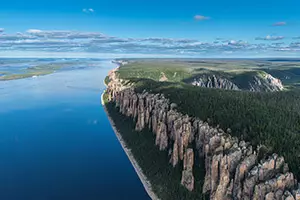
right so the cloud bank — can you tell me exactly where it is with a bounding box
[255,35,284,41]
[0,29,299,57]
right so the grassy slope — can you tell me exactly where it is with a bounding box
[117,61,192,82]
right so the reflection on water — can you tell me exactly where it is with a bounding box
[0,59,149,200]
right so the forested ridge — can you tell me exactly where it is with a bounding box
[105,101,208,200]
[105,60,300,199]
[126,78,300,179]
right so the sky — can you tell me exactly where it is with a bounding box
[0,0,300,58]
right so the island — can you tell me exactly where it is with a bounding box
[0,59,96,81]
[102,59,300,200]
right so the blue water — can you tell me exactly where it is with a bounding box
[0,60,150,200]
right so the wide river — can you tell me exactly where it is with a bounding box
[0,60,150,200]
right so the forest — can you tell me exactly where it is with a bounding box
[105,101,208,200]
[129,77,300,179]
[105,59,300,199]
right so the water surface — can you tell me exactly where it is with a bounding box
[0,59,150,200]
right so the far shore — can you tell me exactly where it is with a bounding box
[102,91,159,200]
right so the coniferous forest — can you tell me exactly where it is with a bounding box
[113,59,300,180]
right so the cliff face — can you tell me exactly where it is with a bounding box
[106,70,299,200]
[185,73,284,92]
[247,74,284,92]
[188,74,240,90]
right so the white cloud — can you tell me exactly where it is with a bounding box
[0,33,35,41]
[255,35,284,41]
[273,22,287,26]
[194,15,210,21]
[83,8,94,13]
[27,29,42,34]
[0,29,299,56]
[0,51,187,58]
[26,29,105,39]
[0,28,4,33]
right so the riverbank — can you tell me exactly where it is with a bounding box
[102,92,159,200]
[101,90,106,105]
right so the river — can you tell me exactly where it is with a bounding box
[0,59,150,200]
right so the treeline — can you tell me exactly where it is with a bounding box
[130,78,300,179]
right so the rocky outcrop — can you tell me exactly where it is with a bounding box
[187,74,240,90]
[106,69,298,200]
[185,73,284,92]
[181,148,195,191]
[247,73,284,92]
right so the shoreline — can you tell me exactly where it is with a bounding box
[101,90,106,105]
[102,93,160,200]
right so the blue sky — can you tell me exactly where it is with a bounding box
[0,0,300,57]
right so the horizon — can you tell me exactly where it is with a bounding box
[1,55,300,59]
[1,0,300,57]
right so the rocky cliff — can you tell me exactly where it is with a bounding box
[185,73,284,92]
[247,73,284,92]
[187,74,240,90]
[106,69,299,200]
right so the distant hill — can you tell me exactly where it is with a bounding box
[115,59,289,92]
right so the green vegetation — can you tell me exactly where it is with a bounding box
[128,78,300,180]
[230,71,262,89]
[105,101,208,200]
[102,91,110,104]
[0,61,85,81]
[117,61,192,82]
[0,70,53,81]
[27,65,61,71]
[119,60,300,89]
[264,67,300,88]
[0,71,9,75]
[112,59,300,181]
[104,76,110,86]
